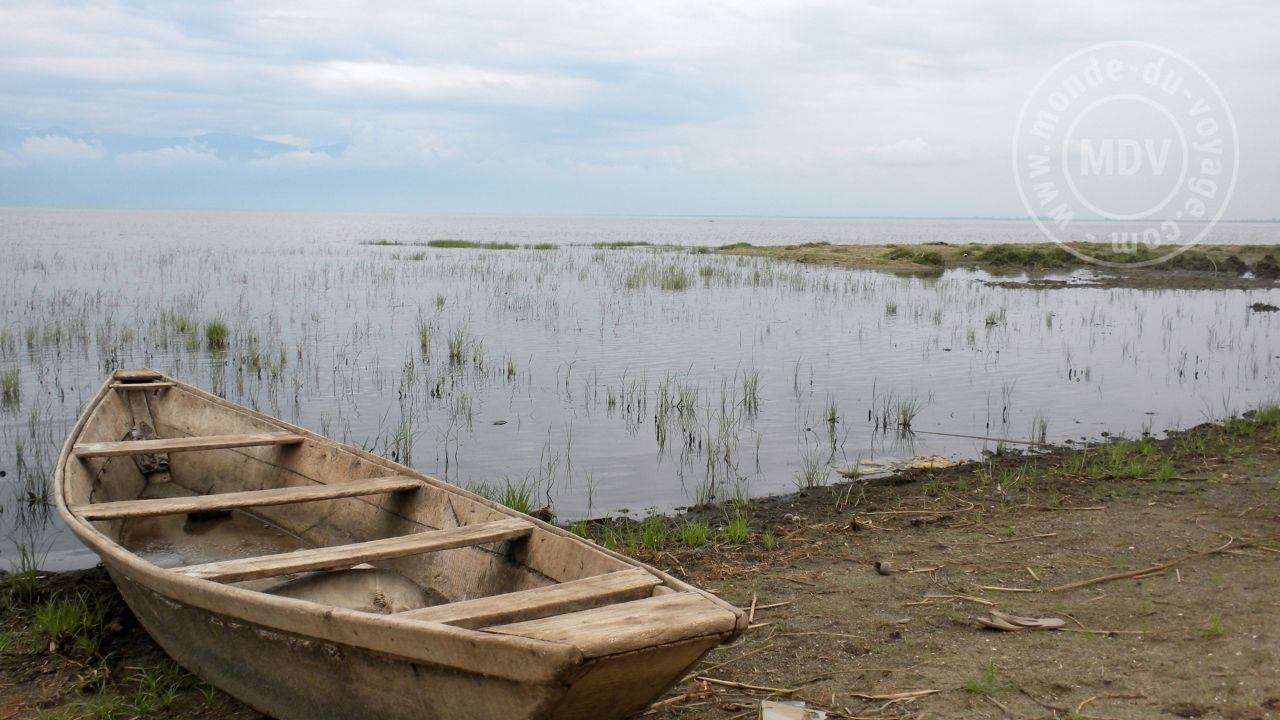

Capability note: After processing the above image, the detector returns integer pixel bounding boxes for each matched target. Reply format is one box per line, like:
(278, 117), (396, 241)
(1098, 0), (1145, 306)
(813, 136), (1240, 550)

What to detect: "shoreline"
(4, 405), (1278, 718)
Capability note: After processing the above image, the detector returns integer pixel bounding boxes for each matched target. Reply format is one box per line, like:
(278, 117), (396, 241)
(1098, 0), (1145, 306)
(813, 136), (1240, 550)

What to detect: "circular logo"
(1013, 42), (1238, 268)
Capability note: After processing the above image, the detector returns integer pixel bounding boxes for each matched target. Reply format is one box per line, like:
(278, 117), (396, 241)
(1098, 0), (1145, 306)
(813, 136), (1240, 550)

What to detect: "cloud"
(0, 1), (1276, 215)
(292, 61), (599, 107)
(115, 144), (221, 167)
(860, 138), (968, 165)
(20, 134), (104, 161)
(248, 150), (336, 169)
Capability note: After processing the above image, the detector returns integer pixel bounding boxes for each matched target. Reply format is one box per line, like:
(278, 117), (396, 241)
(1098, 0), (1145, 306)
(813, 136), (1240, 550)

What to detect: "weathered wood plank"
(484, 592), (738, 658)
(399, 568), (661, 628)
(72, 475), (424, 520)
(110, 381), (177, 389)
(113, 369), (163, 382)
(177, 518), (534, 583)
(73, 432), (303, 458)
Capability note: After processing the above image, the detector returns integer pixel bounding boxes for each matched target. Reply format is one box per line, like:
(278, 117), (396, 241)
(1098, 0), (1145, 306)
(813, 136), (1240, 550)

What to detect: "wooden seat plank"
(176, 518), (534, 583)
(72, 475), (423, 520)
(483, 592), (738, 658)
(73, 431), (303, 458)
(399, 568), (661, 628)
(110, 381), (177, 389)
(113, 369), (163, 382)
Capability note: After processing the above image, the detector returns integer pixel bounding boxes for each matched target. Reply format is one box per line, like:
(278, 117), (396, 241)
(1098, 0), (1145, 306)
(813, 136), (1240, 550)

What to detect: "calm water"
(2, 208), (1278, 569)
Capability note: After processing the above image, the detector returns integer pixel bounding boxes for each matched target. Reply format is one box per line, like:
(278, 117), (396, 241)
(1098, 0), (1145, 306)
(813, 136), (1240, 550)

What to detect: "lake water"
(2, 208), (1277, 569)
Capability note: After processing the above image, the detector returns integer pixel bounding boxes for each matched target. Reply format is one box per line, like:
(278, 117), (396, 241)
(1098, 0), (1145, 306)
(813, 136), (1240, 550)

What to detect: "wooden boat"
(55, 369), (745, 720)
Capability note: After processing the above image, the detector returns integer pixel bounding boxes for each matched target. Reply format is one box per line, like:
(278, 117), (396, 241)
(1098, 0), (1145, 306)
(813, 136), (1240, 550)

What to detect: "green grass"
(591, 240), (652, 249)
(70, 694), (127, 720)
(6, 532), (50, 604)
(885, 246), (945, 267)
(1255, 253), (1280, 279)
(426, 239), (519, 250)
(962, 661), (1013, 696)
(977, 244), (1073, 269)
(717, 242), (754, 250)
(469, 478), (537, 515)
(203, 320), (229, 349)
(717, 503), (750, 545)
(639, 514), (669, 551)
(525, 243), (558, 250)
(1202, 615), (1226, 639)
(1083, 435), (1158, 480)
(677, 518), (710, 548)
(129, 662), (191, 714)
(762, 527), (778, 551)
(1225, 404), (1280, 437)
(6, 569), (41, 604)
(32, 593), (108, 657)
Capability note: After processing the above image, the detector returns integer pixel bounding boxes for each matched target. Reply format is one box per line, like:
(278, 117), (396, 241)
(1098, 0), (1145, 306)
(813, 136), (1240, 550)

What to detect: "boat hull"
(109, 563), (568, 720)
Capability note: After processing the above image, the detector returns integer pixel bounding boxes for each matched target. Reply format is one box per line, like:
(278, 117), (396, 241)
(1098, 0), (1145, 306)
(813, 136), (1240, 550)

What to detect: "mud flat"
(4, 406), (1278, 719)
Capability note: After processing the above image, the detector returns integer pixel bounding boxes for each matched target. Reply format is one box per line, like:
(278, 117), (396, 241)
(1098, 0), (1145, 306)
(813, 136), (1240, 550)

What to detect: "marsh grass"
(741, 370), (761, 416)
(416, 315), (433, 355)
(894, 396), (923, 430)
(203, 321), (229, 349)
(659, 267), (691, 290)
(591, 241), (652, 249)
(447, 328), (467, 365)
(470, 478), (537, 515)
(1, 367), (20, 408)
(426, 239), (518, 250)
(885, 246), (945, 267)
(794, 442), (829, 490)
(6, 524), (52, 604)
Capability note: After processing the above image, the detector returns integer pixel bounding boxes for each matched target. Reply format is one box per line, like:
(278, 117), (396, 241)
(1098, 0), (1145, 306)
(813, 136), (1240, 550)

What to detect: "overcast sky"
(1, 1), (1277, 217)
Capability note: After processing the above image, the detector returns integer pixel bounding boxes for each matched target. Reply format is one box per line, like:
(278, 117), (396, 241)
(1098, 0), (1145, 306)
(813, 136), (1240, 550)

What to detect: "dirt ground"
(2, 415), (1278, 720)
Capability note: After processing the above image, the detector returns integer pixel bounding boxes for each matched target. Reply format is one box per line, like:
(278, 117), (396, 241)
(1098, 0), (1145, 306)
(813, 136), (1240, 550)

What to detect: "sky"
(0, 1), (1277, 217)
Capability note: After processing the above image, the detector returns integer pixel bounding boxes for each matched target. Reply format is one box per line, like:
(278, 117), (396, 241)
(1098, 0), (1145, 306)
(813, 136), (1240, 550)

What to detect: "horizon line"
(1, 205), (1277, 224)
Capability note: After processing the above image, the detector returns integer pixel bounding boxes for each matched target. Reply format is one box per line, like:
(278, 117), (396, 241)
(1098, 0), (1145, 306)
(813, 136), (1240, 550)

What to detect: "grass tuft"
(2, 367), (21, 408)
(962, 661), (1013, 696)
(470, 478), (537, 515)
(204, 320), (229, 349)
(32, 593), (108, 656)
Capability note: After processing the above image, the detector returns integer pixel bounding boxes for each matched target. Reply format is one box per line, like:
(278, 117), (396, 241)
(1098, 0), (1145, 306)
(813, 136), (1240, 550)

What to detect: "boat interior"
(64, 371), (735, 658)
